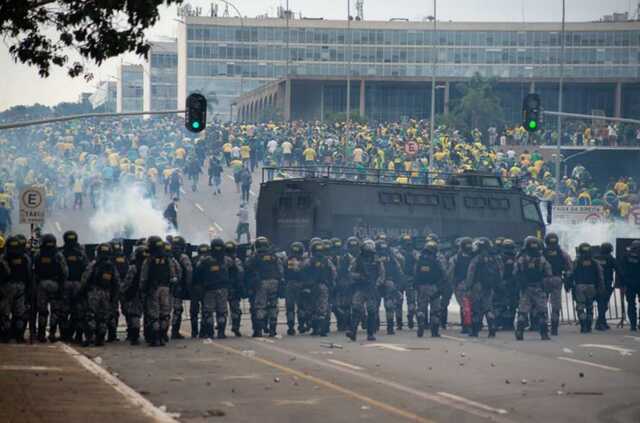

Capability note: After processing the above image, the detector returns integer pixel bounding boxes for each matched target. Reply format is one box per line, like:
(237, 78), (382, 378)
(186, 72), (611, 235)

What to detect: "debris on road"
(521, 379), (528, 385)
(93, 357), (103, 365)
(241, 350), (256, 357)
(203, 339), (214, 345)
(206, 409), (226, 417)
(170, 376), (185, 382)
(274, 377), (281, 383)
(562, 348), (574, 354)
(579, 372), (585, 378)
(567, 392), (603, 396)
(320, 343), (343, 349)
(505, 379), (511, 384)
(360, 405), (371, 410)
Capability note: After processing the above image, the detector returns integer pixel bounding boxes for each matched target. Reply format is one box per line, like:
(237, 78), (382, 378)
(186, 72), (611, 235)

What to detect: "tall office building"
(144, 41), (178, 112)
(117, 64), (144, 113)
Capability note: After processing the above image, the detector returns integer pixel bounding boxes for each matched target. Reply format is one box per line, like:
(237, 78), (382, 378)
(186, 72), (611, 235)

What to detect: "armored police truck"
(256, 167), (547, 248)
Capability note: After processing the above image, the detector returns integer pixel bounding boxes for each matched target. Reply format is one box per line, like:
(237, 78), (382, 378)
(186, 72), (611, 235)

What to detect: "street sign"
(19, 186), (46, 225)
(552, 205), (604, 225)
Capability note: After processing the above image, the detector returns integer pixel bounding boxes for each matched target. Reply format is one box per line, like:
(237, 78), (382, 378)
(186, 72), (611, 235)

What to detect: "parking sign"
(19, 186), (46, 225)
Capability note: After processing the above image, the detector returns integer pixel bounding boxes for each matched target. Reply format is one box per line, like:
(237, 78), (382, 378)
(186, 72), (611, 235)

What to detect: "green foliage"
(1, 0), (183, 79)
(447, 73), (505, 133)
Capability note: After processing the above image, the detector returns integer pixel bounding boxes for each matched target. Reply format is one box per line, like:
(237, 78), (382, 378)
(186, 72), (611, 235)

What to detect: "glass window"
(522, 199), (541, 222)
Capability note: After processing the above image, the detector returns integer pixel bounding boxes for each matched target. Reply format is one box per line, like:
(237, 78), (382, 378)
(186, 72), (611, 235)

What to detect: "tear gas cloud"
(89, 182), (177, 242)
(547, 220), (640, 258)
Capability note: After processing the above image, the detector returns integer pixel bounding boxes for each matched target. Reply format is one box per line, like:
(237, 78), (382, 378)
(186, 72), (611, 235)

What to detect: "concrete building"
(89, 81), (117, 112)
(175, 15), (640, 123)
(143, 41), (178, 112)
(117, 64), (144, 113)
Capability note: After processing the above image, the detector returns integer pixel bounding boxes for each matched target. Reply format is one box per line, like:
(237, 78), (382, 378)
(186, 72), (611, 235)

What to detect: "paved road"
(27, 165), (260, 244)
(87, 319), (640, 423)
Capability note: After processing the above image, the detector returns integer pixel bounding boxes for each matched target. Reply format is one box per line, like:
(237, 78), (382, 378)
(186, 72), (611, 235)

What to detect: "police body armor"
(414, 255), (441, 286)
(114, 254), (129, 281)
(522, 257), (545, 288)
(353, 257), (379, 287)
(502, 255), (516, 280)
(285, 257), (304, 282)
(573, 259), (599, 286)
(595, 255), (614, 284)
(544, 249), (565, 277)
(337, 254), (354, 288)
(256, 253), (280, 280)
(7, 254), (30, 284)
(309, 256), (331, 286)
(93, 262), (116, 290)
(474, 257), (501, 290)
(401, 248), (416, 282)
(202, 257), (229, 290)
(453, 254), (473, 284)
(35, 253), (63, 283)
(63, 248), (85, 281)
(148, 257), (171, 288)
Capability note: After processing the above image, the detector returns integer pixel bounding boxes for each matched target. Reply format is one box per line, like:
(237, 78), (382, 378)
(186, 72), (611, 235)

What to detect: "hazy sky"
(0, 0), (635, 111)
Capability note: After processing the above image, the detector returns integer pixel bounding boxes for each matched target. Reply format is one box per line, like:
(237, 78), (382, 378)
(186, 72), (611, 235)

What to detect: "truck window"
(405, 193), (439, 206)
(522, 199), (542, 222)
(379, 192), (403, 205)
(488, 198), (510, 210)
(464, 197), (487, 209)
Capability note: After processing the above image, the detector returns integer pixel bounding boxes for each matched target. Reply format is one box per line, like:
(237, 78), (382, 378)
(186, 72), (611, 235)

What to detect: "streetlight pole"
(346, 0), (352, 144)
(428, 0), (437, 181)
(554, 0), (566, 201)
(285, 0), (290, 123)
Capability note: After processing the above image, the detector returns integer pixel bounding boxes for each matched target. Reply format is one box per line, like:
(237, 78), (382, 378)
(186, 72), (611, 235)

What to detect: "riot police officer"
(245, 237), (283, 338)
(1, 236), (31, 343)
(140, 236), (177, 347)
(109, 241), (128, 342)
(621, 240), (640, 332)
(284, 241), (308, 335)
(190, 244), (210, 338)
(570, 243), (604, 333)
(543, 233), (573, 336)
(0, 241), (13, 342)
(60, 231), (88, 343)
(121, 245), (147, 345)
(593, 242), (618, 330)
(195, 239), (233, 339)
(170, 236), (193, 340)
(448, 237), (474, 334)
(307, 240), (335, 337)
(413, 239), (446, 337)
(225, 240), (245, 337)
(33, 234), (68, 343)
(335, 237), (359, 333)
(347, 240), (384, 342)
(399, 235), (417, 329)
(375, 238), (403, 335)
(328, 238), (344, 332)
(497, 239), (518, 330)
(514, 237), (553, 341)
(465, 238), (503, 337)
(81, 243), (120, 347)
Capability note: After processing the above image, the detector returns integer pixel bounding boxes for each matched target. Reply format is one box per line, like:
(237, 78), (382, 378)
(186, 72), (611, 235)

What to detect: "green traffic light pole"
(0, 109), (186, 130)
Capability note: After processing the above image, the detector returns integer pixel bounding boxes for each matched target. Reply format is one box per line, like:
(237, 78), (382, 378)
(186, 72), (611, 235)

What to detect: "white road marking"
(327, 359), (364, 371)
(274, 399), (320, 406)
(55, 222), (62, 233)
(556, 357), (621, 372)
(214, 222), (223, 232)
(221, 374), (261, 381)
(363, 343), (409, 352)
(625, 336), (640, 342)
(441, 334), (466, 342)
(250, 341), (512, 422)
(437, 392), (508, 415)
(195, 203), (204, 213)
(60, 344), (179, 423)
(0, 365), (63, 372)
(579, 344), (634, 356)
(253, 337), (275, 344)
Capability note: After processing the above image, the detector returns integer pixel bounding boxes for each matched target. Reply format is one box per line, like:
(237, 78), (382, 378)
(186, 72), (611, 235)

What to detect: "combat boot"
(217, 328), (227, 339)
(0, 331), (9, 343)
(252, 322), (263, 338)
(579, 319), (587, 333)
(232, 318), (242, 337)
(540, 324), (550, 341)
(157, 330), (166, 346)
(82, 333), (94, 347)
(107, 324), (118, 343)
(586, 316), (593, 333)
(396, 319), (403, 331)
(287, 325), (296, 336)
(417, 324), (425, 338)
(268, 319), (277, 337)
(386, 319), (395, 335)
(366, 313), (377, 341)
(469, 323), (479, 337)
(162, 328), (170, 343)
(515, 322), (525, 341)
(551, 321), (559, 336)
(95, 331), (105, 347)
(73, 329), (83, 345)
(172, 325), (185, 340)
(487, 320), (496, 338)
(218, 319), (227, 339)
(346, 330), (357, 341)
(431, 324), (440, 338)
(48, 323), (58, 343)
(37, 326), (47, 343)
(310, 319), (320, 336)
(129, 329), (140, 346)
(407, 312), (415, 330)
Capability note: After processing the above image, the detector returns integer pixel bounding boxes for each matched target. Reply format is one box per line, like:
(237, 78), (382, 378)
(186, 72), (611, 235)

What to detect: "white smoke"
(548, 220), (640, 258)
(89, 182), (177, 242)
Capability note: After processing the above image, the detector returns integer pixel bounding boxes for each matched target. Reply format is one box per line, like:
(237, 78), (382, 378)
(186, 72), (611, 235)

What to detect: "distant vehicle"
(256, 166), (548, 248)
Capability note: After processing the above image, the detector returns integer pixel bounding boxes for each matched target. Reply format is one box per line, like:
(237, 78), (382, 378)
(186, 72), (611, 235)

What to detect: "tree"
(449, 73), (505, 133)
(1, 0), (183, 79)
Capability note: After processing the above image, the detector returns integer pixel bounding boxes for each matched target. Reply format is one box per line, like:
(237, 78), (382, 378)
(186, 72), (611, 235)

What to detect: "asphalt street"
(86, 319), (640, 423)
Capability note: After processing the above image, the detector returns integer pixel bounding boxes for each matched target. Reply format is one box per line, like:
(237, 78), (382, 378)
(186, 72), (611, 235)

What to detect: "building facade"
(117, 64), (144, 113)
(177, 16), (640, 122)
(89, 81), (117, 112)
(144, 41), (178, 112)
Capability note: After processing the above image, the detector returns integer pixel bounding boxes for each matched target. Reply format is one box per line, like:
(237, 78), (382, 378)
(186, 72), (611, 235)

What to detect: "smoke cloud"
(548, 220), (640, 258)
(89, 182), (177, 242)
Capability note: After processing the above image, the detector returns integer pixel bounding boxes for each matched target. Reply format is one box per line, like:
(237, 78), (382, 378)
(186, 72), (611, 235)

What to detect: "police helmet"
(346, 237), (360, 253)
(5, 236), (19, 254)
(96, 243), (112, 260)
(578, 243), (592, 258)
(224, 240), (237, 256)
(197, 243), (210, 256)
(15, 234), (27, 252)
(112, 241), (124, 255)
(290, 241), (304, 256)
(254, 236), (270, 253)
(600, 242), (613, 255)
(172, 236), (186, 252)
(41, 233), (57, 250)
(459, 237), (473, 253)
(311, 240), (325, 255)
(401, 234), (412, 247)
(211, 238), (225, 253)
(426, 233), (440, 243)
(361, 239), (376, 255)
(494, 237), (504, 247)
(63, 230), (79, 247)
(474, 238), (492, 253)
(375, 238), (388, 252)
(322, 239), (332, 252)
(134, 245), (149, 262)
(147, 235), (164, 254)
(502, 238), (516, 254)
(424, 239), (439, 254)
(524, 236), (542, 255)
(331, 237), (343, 251)
(545, 232), (559, 247)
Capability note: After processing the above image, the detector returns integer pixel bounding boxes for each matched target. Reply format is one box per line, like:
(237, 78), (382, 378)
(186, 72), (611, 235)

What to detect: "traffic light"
(185, 93), (207, 133)
(522, 93), (541, 132)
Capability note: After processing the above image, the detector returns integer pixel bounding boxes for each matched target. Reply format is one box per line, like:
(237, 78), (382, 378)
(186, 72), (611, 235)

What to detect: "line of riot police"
(1, 231), (639, 347)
